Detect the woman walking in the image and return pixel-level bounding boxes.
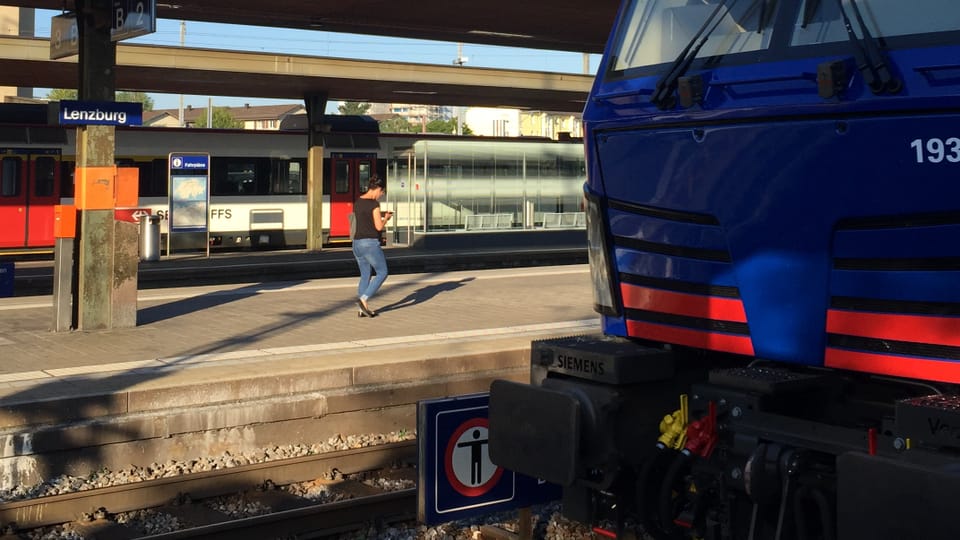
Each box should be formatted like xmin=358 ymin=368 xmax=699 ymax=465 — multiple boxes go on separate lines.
xmin=353 ymin=175 xmax=392 ymax=317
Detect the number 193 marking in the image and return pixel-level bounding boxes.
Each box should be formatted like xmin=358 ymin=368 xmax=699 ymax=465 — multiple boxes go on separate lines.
xmin=911 ymin=138 xmax=960 ymax=163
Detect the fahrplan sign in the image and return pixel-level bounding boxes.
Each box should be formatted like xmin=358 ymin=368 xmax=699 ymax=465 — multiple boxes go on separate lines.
xmin=59 ymin=101 xmax=143 ymax=127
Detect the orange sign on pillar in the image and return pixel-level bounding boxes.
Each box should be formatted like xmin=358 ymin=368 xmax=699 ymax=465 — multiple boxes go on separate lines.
xmin=75 ymin=166 xmax=117 ymax=210
xmin=53 ymin=205 xmax=77 ymax=238
xmin=115 ymin=167 xmax=139 ymax=207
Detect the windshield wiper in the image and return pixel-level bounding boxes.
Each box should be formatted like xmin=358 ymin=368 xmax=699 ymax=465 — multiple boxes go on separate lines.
xmin=834 ymin=0 xmax=901 ymax=94
xmin=801 ymin=0 xmax=821 ymax=27
xmin=651 ymin=0 xmax=740 ymax=110
xmin=757 ymin=0 xmax=776 ymax=33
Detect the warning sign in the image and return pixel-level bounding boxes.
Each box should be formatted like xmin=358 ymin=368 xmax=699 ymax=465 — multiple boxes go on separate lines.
xmin=417 ymin=393 xmax=559 ymax=525
xmin=446 ymin=417 xmax=503 ymax=497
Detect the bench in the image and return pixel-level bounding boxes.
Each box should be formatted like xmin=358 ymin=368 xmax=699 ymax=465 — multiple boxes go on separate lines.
xmin=542 ymin=212 xmax=585 ymax=228
xmin=465 ymin=213 xmax=514 ymax=230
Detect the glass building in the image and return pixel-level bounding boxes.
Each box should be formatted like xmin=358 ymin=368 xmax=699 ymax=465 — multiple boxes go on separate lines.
xmin=382 ymin=138 xmax=586 ymax=245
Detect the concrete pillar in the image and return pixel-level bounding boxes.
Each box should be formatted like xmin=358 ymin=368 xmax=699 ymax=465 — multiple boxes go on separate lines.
xmin=71 ymin=0 xmax=137 ymax=330
xmin=306 ymin=146 xmax=324 ymax=250
xmin=77 ymin=0 xmax=114 ymax=102
xmin=304 ymin=92 xmax=327 ymax=251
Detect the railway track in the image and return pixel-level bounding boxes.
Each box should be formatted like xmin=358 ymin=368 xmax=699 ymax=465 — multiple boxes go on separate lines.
xmin=139 ymin=490 xmax=415 ymax=539
xmin=0 ymin=442 xmax=417 ymax=539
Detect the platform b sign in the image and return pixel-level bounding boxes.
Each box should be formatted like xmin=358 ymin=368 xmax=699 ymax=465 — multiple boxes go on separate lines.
xmin=112 ymin=0 xmax=157 ymax=42
xmin=50 ymin=0 xmax=156 ymax=60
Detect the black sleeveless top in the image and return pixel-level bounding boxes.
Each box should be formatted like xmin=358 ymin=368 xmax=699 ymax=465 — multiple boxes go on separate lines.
xmin=353 ymin=198 xmax=381 ymax=240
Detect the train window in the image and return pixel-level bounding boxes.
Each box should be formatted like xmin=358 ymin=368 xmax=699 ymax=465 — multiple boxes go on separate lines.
xmin=230 ymin=163 xmax=256 ymax=195
xmin=271 ymin=158 xmax=306 ymax=194
xmin=115 ymin=158 xmax=164 ymax=197
xmin=0 ymin=127 xmax=28 ymax=143
xmin=150 ymin=159 xmax=168 ymax=197
xmin=324 ymin=134 xmax=352 ymax=148
xmin=34 ymin=156 xmax=56 ymax=197
xmin=358 ymin=161 xmax=372 ymax=188
xmin=60 ymin=161 xmax=75 ymax=198
xmin=334 ymin=160 xmax=350 ymax=194
xmin=353 ymin=134 xmax=379 ymax=149
xmin=212 ymin=159 xmax=255 ymax=196
xmin=610 ymin=0 xmax=778 ymax=73
xmin=792 ymin=0 xmax=960 ymax=46
xmin=1 ymin=157 xmax=20 ymax=197
xmin=134 ymin=161 xmax=151 ymax=196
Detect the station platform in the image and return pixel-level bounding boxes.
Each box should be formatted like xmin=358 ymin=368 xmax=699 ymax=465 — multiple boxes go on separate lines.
xmin=0 ymin=263 xmax=599 ymax=482
xmin=0 ymin=262 xmax=597 ymax=415
xmin=7 ymin=244 xmax=587 ymax=296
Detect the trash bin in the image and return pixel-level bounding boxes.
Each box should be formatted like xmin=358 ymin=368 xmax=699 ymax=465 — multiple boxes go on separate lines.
xmin=0 ymin=262 xmax=13 ymax=297
xmin=139 ymin=215 xmax=161 ymax=262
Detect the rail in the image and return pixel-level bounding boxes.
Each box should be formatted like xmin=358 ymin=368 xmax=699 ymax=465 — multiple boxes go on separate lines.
xmin=142 ymin=490 xmax=415 ymax=539
xmin=0 ymin=441 xmax=416 ymax=534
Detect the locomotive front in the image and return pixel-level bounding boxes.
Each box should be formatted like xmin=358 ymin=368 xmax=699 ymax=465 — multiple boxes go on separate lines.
xmin=489 ymin=1 xmax=960 ymax=538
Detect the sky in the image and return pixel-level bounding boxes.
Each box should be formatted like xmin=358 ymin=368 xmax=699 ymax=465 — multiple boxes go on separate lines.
xmin=31 ymin=9 xmax=601 ymax=114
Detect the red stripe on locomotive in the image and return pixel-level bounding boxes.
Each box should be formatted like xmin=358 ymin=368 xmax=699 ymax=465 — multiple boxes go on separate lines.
xmin=827 ymin=309 xmax=960 ymax=348
xmin=626 ymin=320 xmax=754 ymax=356
xmin=621 ymin=283 xmax=747 ymax=322
xmin=825 ymin=348 xmax=960 ymax=384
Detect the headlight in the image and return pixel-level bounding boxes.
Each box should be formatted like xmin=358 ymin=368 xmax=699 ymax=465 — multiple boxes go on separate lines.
xmin=585 ymin=191 xmax=619 ymax=316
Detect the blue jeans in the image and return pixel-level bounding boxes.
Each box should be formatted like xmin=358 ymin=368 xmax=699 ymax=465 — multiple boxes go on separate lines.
xmin=352 ymin=238 xmax=388 ymax=301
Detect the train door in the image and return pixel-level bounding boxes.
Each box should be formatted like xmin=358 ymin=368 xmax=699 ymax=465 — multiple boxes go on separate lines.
xmin=0 ymin=149 xmax=60 ymax=249
xmin=328 ymin=153 xmax=375 ymax=239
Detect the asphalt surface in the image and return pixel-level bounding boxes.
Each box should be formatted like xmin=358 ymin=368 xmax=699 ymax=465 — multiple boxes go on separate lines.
xmin=6 ymin=245 xmax=587 ymax=297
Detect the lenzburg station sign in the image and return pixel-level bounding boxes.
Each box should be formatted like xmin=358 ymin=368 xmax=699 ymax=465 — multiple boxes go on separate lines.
xmin=59 ymin=100 xmax=143 ymax=127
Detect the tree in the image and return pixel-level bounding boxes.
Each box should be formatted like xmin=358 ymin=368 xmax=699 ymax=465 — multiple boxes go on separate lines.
xmin=338 ymin=101 xmax=371 ymax=115
xmin=378 ymin=115 xmax=419 ymax=133
xmin=116 ymin=91 xmax=154 ymax=111
xmin=426 ymin=118 xmax=472 ymax=135
xmin=45 ymin=89 xmax=154 ymax=110
xmin=194 ymin=107 xmax=244 ymax=129
xmin=46 ymin=89 xmax=77 ymax=101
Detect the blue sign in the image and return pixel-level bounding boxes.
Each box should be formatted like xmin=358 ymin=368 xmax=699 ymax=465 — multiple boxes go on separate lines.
xmin=59 ymin=100 xmax=142 ymax=126
xmin=417 ymin=393 xmax=560 ymax=525
xmin=168 ymin=153 xmax=210 ymax=237
xmin=169 ymin=154 xmax=210 ymax=170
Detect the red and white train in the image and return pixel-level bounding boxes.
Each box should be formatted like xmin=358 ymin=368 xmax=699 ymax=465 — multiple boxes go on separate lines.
xmin=1 ymin=109 xmax=585 ymax=252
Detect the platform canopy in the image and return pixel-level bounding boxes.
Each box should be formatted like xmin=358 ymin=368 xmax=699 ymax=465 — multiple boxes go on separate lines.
xmin=9 ymin=0 xmax=620 ymax=54
xmin=0 ymin=36 xmax=595 ymax=111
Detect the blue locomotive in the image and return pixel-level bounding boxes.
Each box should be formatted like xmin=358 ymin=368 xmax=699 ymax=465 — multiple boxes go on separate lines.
xmin=489 ymin=1 xmax=960 ymax=538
